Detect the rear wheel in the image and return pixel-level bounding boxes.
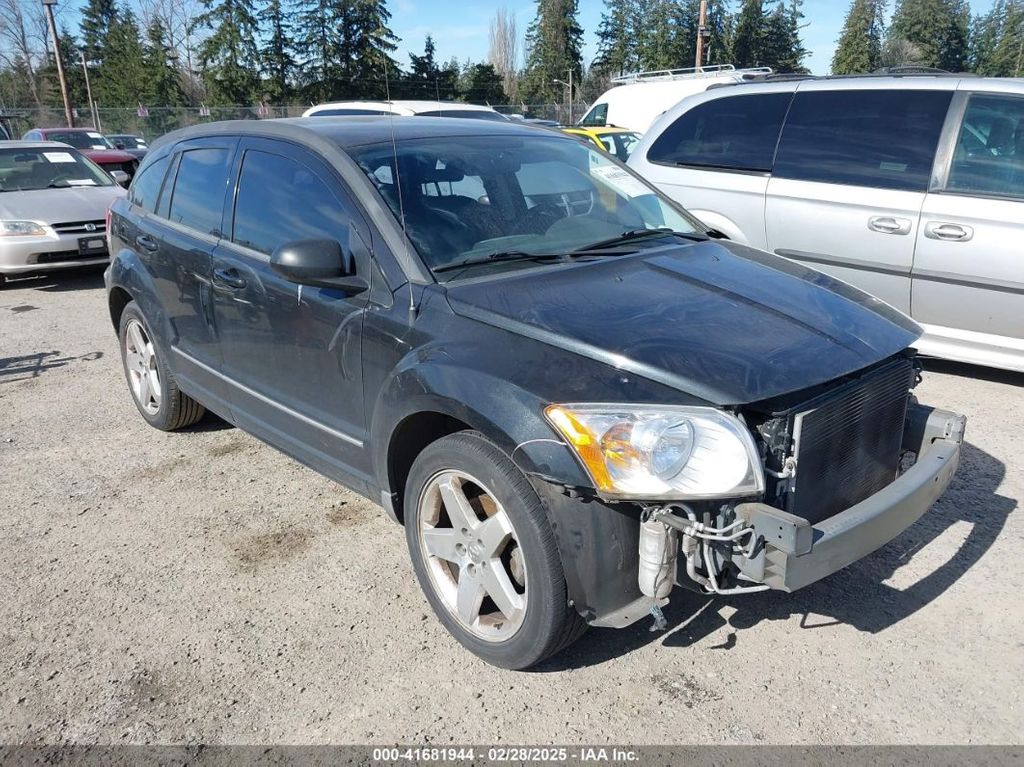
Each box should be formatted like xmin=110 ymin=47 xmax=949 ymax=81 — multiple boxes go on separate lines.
xmin=118 ymin=301 xmax=204 ymax=431
xmin=404 ymin=431 xmax=586 ymax=669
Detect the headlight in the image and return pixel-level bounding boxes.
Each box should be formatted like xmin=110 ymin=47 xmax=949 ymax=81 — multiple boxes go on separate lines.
xmin=0 ymin=220 xmax=48 ymax=237
xmin=545 ymin=404 xmax=764 ymax=500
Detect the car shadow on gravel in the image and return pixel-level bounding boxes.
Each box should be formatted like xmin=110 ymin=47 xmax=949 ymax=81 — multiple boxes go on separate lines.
xmin=535 ymin=441 xmax=1014 ymax=671
xmin=0 ymin=350 xmax=104 ymax=383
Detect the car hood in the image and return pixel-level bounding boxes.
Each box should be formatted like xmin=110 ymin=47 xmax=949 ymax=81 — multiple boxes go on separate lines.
xmin=82 ymin=149 xmax=136 ymax=163
xmin=0 ymin=185 xmax=126 ymax=223
xmin=444 ymin=240 xmax=922 ymax=406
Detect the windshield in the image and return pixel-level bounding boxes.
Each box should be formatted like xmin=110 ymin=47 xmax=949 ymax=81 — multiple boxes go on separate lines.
xmin=44 ymin=130 xmax=114 ymax=151
xmin=0 ymin=147 xmax=115 ymax=191
xmin=348 ymin=134 xmax=701 ymax=279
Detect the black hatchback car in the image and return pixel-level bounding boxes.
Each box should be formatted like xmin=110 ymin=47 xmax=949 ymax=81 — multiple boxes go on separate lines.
xmin=105 ymin=118 xmax=964 ymax=669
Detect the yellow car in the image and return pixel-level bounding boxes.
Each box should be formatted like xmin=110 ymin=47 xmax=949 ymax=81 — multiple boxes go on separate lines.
xmin=562 ymin=126 xmax=641 ymax=161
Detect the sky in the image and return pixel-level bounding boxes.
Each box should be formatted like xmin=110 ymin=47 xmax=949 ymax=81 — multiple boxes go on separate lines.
xmin=389 ymin=0 xmax=1000 ymax=79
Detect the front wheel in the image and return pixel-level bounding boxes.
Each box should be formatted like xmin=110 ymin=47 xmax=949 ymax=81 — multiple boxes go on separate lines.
xmin=404 ymin=431 xmax=586 ymax=669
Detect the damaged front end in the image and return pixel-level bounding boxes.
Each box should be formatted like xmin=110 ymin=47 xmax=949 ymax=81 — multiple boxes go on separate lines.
xmin=536 ymin=353 xmax=966 ymax=630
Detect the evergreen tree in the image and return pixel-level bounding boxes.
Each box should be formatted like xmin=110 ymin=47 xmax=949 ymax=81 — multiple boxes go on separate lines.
xmin=79 ymin=0 xmax=119 ymax=65
xmin=889 ymin=0 xmax=970 ymax=70
xmin=141 ymin=19 xmax=184 ymax=132
xmin=295 ymin=0 xmax=399 ymax=102
xmin=763 ymin=0 xmax=808 ymax=72
xmin=197 ymin=0 xmax=262 ymax=104
xmin=593 ymin=0 xmax=636 ymax=76
xmin=732 ymin=0 xmax=765 ymax=66
xmin=403 ymin=35 xmax=440 ymax=98
xmin=833 ymin=0 xmax=886 ymax=73
xmin=258 ymin=0 xmax=295 ymax=102
xmin=462 ymin=63 xmax=507 ymax=103
xmin=520 ymin=0 xmax=583 ymax=103
xmin=984 ymin=0 xmax=1024 ymax=75
xmin=96 ymin=9 xmax=147 ymax=107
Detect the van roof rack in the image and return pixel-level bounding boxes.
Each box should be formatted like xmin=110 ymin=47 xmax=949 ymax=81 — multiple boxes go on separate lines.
xmin=711 ymin=68 xmax=973 ymax=90
xmin=610 ymin=64 xmax=773 ymax=84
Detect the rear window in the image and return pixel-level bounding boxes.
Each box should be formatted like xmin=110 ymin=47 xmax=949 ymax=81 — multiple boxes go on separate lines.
xmin=646 ymin=93 xmax=792 ymax=172
xmin=167 ymin=148 xmax=230 ymax=235
xmin=773 ymin=89 xmax=952 ymax=191
xmin=310 ymin=108 xmax=392 ymax=116
xmin=416 ymin=110 xmax=507 ymax=121
xmin=129 ymin=154 xmax=170 ymax=213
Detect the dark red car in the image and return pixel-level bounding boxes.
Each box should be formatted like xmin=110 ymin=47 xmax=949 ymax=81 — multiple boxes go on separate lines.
xmin=21 ymin=127 xmax=138 ymax=185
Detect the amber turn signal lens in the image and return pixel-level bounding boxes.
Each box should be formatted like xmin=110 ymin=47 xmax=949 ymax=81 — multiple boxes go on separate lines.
xmin=545 ymin=405 xmax=614 ymax=490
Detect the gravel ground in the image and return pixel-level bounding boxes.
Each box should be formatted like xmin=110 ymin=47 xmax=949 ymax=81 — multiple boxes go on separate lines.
xmin=1 ymin=266 xmax=1021 ymax=746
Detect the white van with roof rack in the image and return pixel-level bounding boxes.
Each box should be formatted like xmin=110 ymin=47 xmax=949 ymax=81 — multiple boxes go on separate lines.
xmin=577 ymin=64 xmax=773 ymax=133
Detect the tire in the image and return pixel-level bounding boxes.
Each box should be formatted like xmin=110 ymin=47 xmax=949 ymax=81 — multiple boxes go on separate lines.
xmin=404 ymin=431 xmax=586 ymax=669
xmin=118 ymin=300 xmax=205 ymax=431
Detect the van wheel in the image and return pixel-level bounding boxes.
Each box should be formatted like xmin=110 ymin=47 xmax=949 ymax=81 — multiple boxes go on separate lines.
xmin=118 ymin=301 xmax=204 ymax=431
xmin=404 ymin=431 xmax=586 ymax=669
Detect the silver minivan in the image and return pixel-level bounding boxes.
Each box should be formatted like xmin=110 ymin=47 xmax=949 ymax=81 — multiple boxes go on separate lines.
xmin=629 ymin=75 xmax=1024 ymax=372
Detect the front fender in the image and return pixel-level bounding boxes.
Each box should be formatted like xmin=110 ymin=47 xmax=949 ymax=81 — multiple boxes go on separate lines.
xmin=370 ymin=350 xmax=591 ymax=495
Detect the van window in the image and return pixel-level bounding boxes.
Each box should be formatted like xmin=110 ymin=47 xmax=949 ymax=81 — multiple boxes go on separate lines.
xmin=947 ymin=93 xmax=1024 ymax=200
xmin=129 ymin=154 xmax=171 ymax=214
xmin=646 ymin=93 xmax=792 ymax=172
xmin=773 ymin=90 xmax=952 ymax=192
xmin=167 ymin=148 xmax=230 ymax=235
xmin=232 ymin=149 xmax=350 ymax=256
xmin=579 ymin=103 xmax=608 ymax=127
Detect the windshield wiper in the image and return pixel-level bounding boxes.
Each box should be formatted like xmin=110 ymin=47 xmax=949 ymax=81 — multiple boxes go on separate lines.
xmin=573 ymin=228 xmax=708 ymax=253
xmin=433 ymin=250 xmax=566 ymax=273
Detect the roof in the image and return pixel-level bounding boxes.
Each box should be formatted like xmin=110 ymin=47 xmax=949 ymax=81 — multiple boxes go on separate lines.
xmin=154 ymin=116 xmax=564 ymax=153
xmin=303 ymin=100 xmax=500 ymax=117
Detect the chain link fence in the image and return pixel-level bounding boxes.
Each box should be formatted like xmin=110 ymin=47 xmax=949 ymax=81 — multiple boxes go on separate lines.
xmin=1 ymin=102 xmax=589 ymax=142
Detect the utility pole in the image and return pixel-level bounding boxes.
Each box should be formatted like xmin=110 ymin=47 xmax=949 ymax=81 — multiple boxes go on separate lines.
xmin=568 ymin=68 xmax=573 ymax=124
xmin=42 ymin=0 xmax=74 ymax=128
xmin=695 ymin=0 xmax=709 ymax=69
xmin=80 ymin=51 xmax=99 ymax=130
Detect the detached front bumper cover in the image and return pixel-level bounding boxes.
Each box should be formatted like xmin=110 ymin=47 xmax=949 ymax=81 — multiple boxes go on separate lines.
xmin=735 ymin=404 xmax=965 ymax=592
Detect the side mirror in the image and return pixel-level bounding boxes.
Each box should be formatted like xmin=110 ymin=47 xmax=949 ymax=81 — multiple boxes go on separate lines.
xmin=115 ymin=142 xmax=125 ymax=150
xmin=110 ymin=169 xmax=130 ymax=187
xmin=270 ymin=238 xmax=368 ymax=294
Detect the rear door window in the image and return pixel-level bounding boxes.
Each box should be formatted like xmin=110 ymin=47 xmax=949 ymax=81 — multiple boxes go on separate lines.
xmin=946 ymin=93 xmax=1024 ymax=200
xmin=773 ymin=89 xmax=953 ymax=191
xmin=167 ymin=148 xmax=230 ymax=235
xmin=646 ymin=92 xmax=792 ymax=172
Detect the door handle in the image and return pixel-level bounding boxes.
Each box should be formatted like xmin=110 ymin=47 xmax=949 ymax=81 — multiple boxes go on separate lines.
xmin=134 ymin=234 xmax=158 ymax=252
xmin=213 ymin=267 xmax=247 ymax=290
xmin=867 ymin=216 xmax=912 ymax=235
xmin=925 ymin=222 xmax=973 ymax=242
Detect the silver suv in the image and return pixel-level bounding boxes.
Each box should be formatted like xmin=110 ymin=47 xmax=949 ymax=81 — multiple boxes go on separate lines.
xmin=629 ymin=75 xmax=1024 ymax=372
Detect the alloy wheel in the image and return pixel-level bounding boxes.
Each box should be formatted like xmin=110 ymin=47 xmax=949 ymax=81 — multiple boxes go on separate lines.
xmin=417 ymin=470 xmax=527 ymax=642
xmin=124 ymin=318 xmax=162 ymax=416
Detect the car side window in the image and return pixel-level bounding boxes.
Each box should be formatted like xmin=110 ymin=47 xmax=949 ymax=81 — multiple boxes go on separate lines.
xmin=646 ymin=93 xmax=792 ymax=172
xmin=946 ymin=93 xmax=1024 ymax=200
xmin=167 ymin=148 xmax=230 ymax=235
xmin=773 ymin=89 xmax=953 ymax=192
xmin=128 ymin=154 xmax=171 ymax=214
xmin=231 ymin=149 xmax=351 ymax=256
